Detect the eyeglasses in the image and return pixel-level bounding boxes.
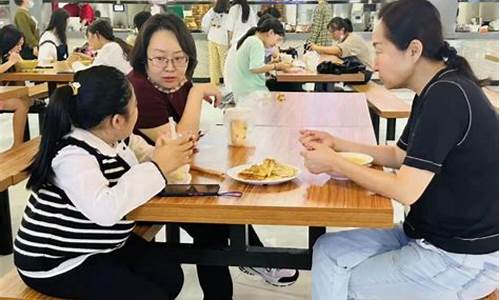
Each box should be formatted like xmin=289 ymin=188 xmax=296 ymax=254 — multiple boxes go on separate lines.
xmin=147 ymin=55 xmax=189 ymax=69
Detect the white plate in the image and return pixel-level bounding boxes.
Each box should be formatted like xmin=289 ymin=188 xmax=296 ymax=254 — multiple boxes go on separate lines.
xmin=329 ymin=152 xmax=374 ymax=181
xmin=226 ymin=163 xmax=301 ymax=185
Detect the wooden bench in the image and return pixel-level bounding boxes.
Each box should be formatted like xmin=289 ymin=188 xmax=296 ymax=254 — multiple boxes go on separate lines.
xmin=0 ymin=83 xmax=48 ymax=141
xmin=0 ymin=138 xmax=40 ymax=255
xmin=0 ymin=223 xmax=163 ymax=300
xmin=351 ymin=81 xmax=411 ymax=143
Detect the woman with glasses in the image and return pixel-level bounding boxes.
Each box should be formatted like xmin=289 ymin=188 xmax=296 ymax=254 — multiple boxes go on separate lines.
xmin=127 ymin=14 xmax=299 ymax=299
xmin=307 ymin=17 xmax=373 ymax=68
xmin=67 ymin=19 xmax=132 ymax=75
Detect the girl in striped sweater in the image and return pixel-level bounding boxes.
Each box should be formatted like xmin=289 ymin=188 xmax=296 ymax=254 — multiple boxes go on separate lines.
xmin=14 ymin=65 xmax=193 ymax=299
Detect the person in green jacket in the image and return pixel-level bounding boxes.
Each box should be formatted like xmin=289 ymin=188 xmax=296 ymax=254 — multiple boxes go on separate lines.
xmin=309 ymin=0 xmax=332 ymax=47
xmin=14 ymin=0 xmax=39 ymax=59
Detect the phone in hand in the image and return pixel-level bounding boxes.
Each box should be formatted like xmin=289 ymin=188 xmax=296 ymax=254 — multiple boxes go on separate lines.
xmin=158 ymin=184 xmax=220 ymax=197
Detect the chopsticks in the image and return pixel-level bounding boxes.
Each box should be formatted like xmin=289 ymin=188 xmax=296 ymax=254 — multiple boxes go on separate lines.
xmin=191 ymin=165 xmax=225 ymax=178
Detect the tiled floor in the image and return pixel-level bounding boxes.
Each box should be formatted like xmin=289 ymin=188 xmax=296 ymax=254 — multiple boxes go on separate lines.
xmin=0 ymin=38 xmax=497 ymax=299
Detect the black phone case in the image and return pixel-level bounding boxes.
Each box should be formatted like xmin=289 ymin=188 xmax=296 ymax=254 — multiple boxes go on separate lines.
xmin=158 ymin=184 xmax=220 ymax=197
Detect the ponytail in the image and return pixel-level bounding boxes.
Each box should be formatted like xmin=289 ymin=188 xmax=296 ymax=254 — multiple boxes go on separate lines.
xmin=440 ymin=41 xmax=486 ymax=86
xmin=114 ymin=37 xmax=132 ymax=60
xmin=232 ymin=0 xmax=250 ymax=23
xmin=88 ymin=19 xmax=132 ymax=60
xmin=26 ymin=66 xmax=132 ymax=191
xmin=236 ymin=17 xmax=285 ymax=50
xmin=26 ymin=86 xmax=75 ymax=191
xmin=379 ymin=0 xmax=487 ymax=86
xmin=237 ymin=27 xmax=257 ymax=50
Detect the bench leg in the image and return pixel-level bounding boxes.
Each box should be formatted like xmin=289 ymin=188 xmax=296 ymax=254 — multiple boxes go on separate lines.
xmin=386 ymin=118 xmax=396 ymax=141
xmin=0 ymin=190 xmax=13 ymax=255
xmin=369 ymin=107 xmax=380 ymax=144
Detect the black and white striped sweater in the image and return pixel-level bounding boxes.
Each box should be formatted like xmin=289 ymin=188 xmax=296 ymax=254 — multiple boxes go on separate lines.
xmin=14 ymin=137 xmax=136 ymax=273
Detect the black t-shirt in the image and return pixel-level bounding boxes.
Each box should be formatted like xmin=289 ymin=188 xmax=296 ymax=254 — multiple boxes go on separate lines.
xmin=398 ymin=68 xmax=499 ymax=254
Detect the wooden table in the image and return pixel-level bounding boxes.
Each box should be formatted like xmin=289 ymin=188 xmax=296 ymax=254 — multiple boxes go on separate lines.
xmin=0 ymin=70 xmax=74 ymax=97
xmin=129 ymin=104 xmax=393 ymax=269
xmin=276 ymin=54 xmax=365 ymax=83
xmin=0 ymin=86 xmax=29 ymax=101
xmin=251 ymin=92 xmax=372 ymax=128
xmin=485 ymin=53 xmax=499 ymax=63
xmin=276 ymin=71 xmax=365 ymax=83
xmin=129 ymin=126 xmax=392 ymax=228
xmin=0 ymin=137 xmax=40 ymax=254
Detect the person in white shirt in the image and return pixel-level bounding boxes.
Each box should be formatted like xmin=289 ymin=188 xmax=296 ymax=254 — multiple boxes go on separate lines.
xmin=202 ymin=0 xmax=230 ymax=86
xmin=67 ymin=19 xmax=132 ymax=74
xmin=13 ymin=65 xmax=193 ymax=299
xmin=38 ymin=9 xmax=69 ymax=66
xmin=225 ymin=0 xmax=256 ymax=47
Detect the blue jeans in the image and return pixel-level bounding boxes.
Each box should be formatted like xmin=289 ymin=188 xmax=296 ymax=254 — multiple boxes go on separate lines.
xmin=312 ymin=225 xmax=498 ymax=300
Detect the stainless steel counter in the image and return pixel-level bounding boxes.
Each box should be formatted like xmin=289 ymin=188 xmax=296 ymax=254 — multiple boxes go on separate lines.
xmin=66 ymin=30 xmax=499 ymax=41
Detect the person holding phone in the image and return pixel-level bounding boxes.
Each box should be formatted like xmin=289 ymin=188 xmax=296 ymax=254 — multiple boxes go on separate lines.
xmin=13 ymin=66 xmax=190 ymax=299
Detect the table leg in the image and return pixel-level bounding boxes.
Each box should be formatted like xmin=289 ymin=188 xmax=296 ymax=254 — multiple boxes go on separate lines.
xmin=47 ymin=82 xmax=57 ymax=98
xmin=229 ymin=225 xmax=248 ymax=251
xmin=369 ymin=107 xmax=380 ymax=144
xmin=165 ymin=224 xmax=180 ymax=244
xmin=308 ymin=227 xmax=326 ymax=250
xmin=386 ymin=118 xmax=396 ymax=141
xmin=0 ymin=190 xmax=13 ymax=255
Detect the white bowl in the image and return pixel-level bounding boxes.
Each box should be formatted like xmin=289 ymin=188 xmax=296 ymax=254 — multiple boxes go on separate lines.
xmin=329 ymin=152 xmax=374 ymax=180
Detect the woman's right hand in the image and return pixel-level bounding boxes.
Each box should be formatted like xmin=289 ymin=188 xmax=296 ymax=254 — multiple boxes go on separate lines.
xmin=152 ymin=134 xmax=195 ymax=176
xmin=299 ymin=129 xmax=336 ymax=150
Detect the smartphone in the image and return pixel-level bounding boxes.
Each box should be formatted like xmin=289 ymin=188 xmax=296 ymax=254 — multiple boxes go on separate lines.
xmin=158 ymin=184 xmax=220 ymax=197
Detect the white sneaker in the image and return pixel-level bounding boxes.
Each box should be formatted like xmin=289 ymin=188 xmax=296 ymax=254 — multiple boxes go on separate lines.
xmin=239 ymin=266 xmax=299 ymax=287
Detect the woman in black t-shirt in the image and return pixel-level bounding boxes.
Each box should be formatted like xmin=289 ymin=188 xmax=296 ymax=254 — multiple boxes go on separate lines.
xmin=300 ymin=1 xmax=499 ymax=299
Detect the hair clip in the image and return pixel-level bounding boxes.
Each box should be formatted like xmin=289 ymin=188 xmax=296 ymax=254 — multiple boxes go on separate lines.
xmin=69 ymin=82 xmax=81 ymax=96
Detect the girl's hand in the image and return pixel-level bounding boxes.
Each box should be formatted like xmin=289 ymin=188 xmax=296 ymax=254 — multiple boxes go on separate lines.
xmin=300 ymin=142 xmax=337 ymax=174
xmin=192 ymin=83 xmax=223 ymax=107
xmin=276 ymin=62 xmax=293 ymax=71
xmin=7 ymin=52 xmax=22 ymax=64
xmin=299 ymin=129 xmax=336 ymax=150
xmin=153 ymin=134 xmax=195 ymax=176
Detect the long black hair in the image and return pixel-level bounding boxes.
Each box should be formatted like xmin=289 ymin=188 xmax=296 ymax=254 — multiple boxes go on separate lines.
xmin=232 ymin=0 xmax=250 ymax=23
xmin=88 ymin=19 xmax=132 ymax=60
xmin=327 ymin=17 xmax=353 ymax=33
xmin=26 ymin=66 xmax=133 ymax=191
xmin=379 ymin=0 xmax=484 ymax=85
xmin=45 ymin=9 xmax=69 ymax=45
xmin=130 ymin=13 xmax=198 ymax=79
xmin=0 ymin=25 xmax=23 ymax=61
xmin=237 ymin=17 xmax=284 ymax=50
xmin=133 ymin=11 xmax=152 ymax=31
xmin=214 ymin=0 xmax=230 ymax=14
xmin=257 ymin=7 xmax=281 ymax=19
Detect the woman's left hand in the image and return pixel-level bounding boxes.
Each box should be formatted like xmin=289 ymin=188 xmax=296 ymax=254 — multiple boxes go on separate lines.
xmin=300 ymin=142 xmax=338 ymax=174
xmin=193 ymin=83 xmax=223 ymax=107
